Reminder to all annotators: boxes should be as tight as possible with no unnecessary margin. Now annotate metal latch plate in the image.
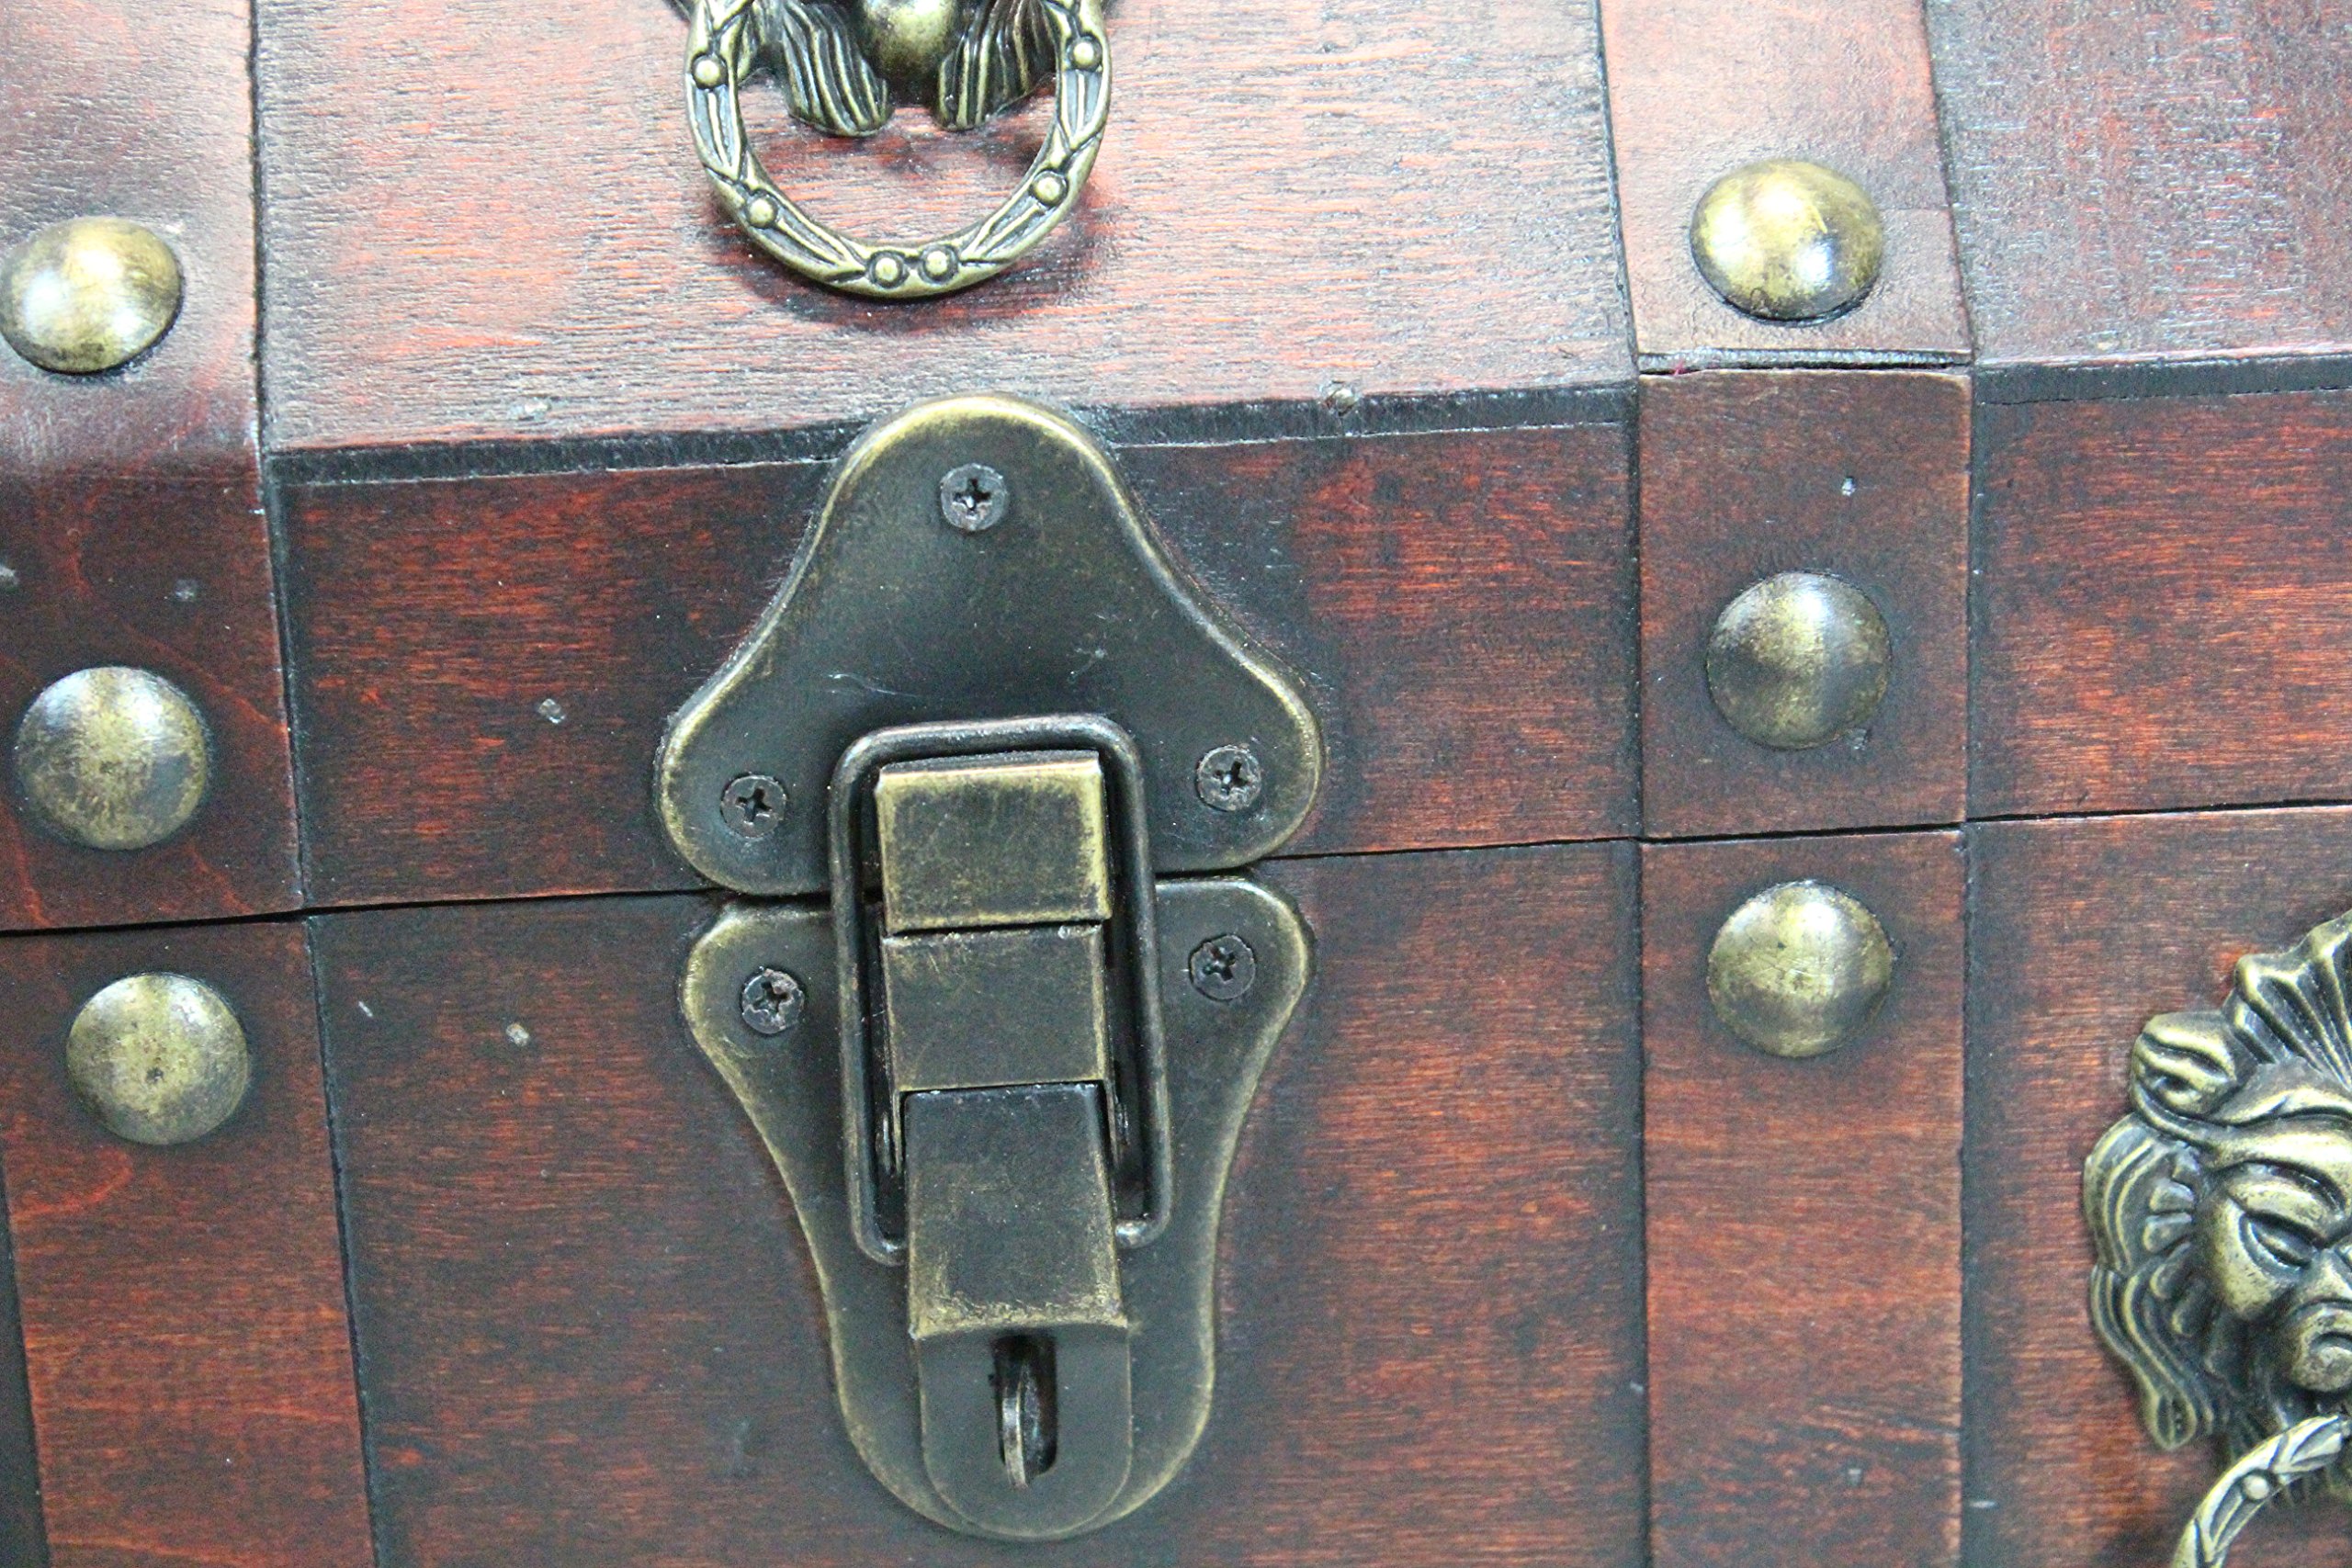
[681,877,1306,1540]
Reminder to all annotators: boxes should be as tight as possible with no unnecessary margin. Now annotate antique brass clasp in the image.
[664,396,1317,1540]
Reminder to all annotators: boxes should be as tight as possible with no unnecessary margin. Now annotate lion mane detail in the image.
[2085,909,2352,1500]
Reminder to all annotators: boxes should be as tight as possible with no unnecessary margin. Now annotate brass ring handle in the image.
[685,0,1109,299]
[2171,1416,2346,1568]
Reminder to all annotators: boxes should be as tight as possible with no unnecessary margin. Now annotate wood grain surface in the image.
[1928,0,2352,384]
[0,919,374,1568]
[1599,0,1967,366]
[279,423,1637,908]
[0,0,300,929]
[1964,807,2352,1568]
[0,1168,41,1568]
[314,843,1646,1566]
[1973,389,2352,820]
[1,0,258,468]
[254,0,1632,453]
[1639,371,1969,838]
[1643,830,1964,1568]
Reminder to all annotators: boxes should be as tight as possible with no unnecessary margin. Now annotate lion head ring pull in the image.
[2086,909,2352,1565]
[684,0,1108,298]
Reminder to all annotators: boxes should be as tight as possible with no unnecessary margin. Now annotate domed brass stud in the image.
[66,973,251,1145]
[1706,571,1892,750]
[1690,160,1884,322]
[13,666,213,851]
[1706,880,1894,1058]
[1,217,184,374]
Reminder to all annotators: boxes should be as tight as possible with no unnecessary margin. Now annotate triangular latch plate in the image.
[656,394,1322,896]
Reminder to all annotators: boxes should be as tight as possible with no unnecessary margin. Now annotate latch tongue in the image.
[866,745,1139,1532]
[904,1084,1133,1532]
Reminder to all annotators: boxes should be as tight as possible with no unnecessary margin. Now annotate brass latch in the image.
[845,726,1152,1533]
[665,396,1318,1540]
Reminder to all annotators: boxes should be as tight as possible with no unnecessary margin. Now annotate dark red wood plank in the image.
[279,423,1636,908]
[1928,0,2352,382]
[1973,389,2352,819]
[0,919,373,1568]
[0,1151,41,1568]
[1639,371,1969,837]
[0,0,300,930]
[1965,807,2352,1568]
[314,843,1645,1565]
[1598,0,1967,365]
[254,0,1630,453]
[1642,830,1964,1568]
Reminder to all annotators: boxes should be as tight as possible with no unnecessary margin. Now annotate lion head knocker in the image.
[683,0,1109,298]
[2087,909,2352,1566]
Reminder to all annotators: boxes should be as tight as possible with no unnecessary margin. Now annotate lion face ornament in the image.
[2087,910,2352,1565]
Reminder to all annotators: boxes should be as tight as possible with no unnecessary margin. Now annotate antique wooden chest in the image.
[2,0,2350,1563]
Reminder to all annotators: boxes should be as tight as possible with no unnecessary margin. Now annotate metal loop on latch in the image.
[684,0,1109,299]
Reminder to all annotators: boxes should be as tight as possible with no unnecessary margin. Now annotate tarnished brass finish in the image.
[1706,571,1892,750]
[882,924,1111,1095]
[66,973,251,1146]
[1690,159,1885,322]
[668,394,1319,1540]
[684,0,1108,297]
[905,1082,1133,1533]
[2086,910,2352,1558]
[1706,880,1894,1058]
[831,716,1170,1261]
[2171,1416,2346,1568]
[875,750,1112,931]
[657,395,1321,896]
[1,217,183,374]
[13,666,212,851]
[682,878,1307,1540]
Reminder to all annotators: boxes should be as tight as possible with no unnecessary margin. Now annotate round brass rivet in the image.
[692,53,726,88]
[1,217,185,374]
[1069,35,1102,69]
[872,254,907,288]
[1034,172,1069,206]
[66,973,251,1145]
[742,194,778,228]
[1706,571,1892,750]
[13,666,212,851]
[1706,880,1894,1058]
[1690,159,1885,322]
[921,246,957,282]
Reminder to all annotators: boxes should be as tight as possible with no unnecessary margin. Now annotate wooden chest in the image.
[2,0,2349,1563]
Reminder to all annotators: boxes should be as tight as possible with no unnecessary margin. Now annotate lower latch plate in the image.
[681,876,1308,1540]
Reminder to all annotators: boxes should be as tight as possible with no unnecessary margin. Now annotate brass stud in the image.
[66,973,251,1145]
[1706,571,1892,750]
[1706,880,1894,1058]
[1,217,184,375]
[13,666,212,851]
[1690,160,1885,322]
